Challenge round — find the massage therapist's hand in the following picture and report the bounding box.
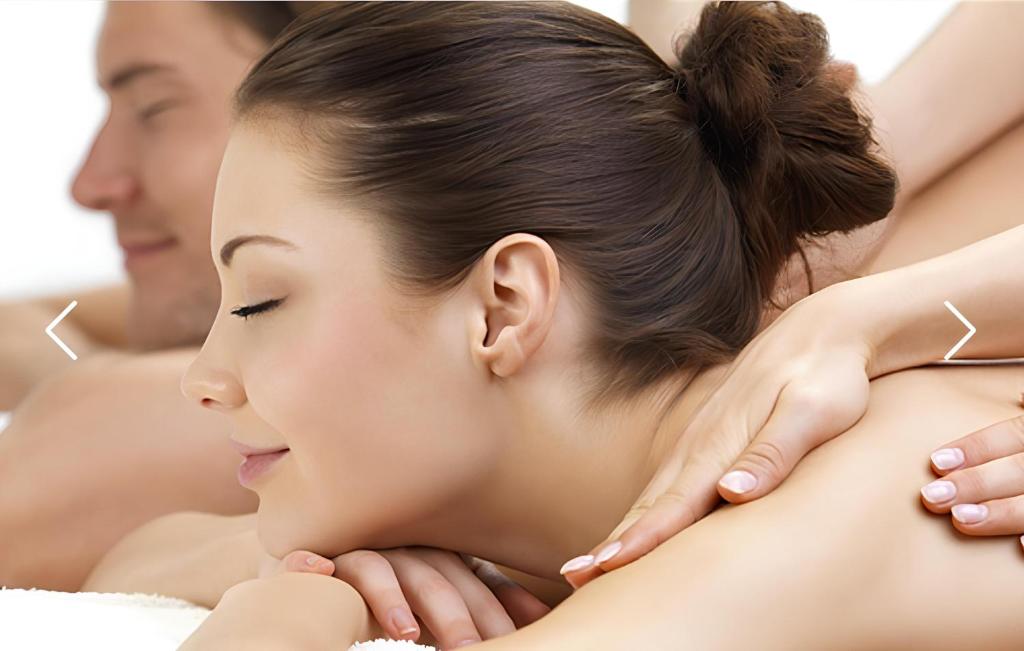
[563,283,873,588]
[262,547,549,649]
[921,410,1024,552]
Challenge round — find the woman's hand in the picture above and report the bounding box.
[920,410,1024,552]
[180,571,373,651]
[262,547,549,649]
[562,283,873,588]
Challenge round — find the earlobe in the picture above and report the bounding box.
[469,234,560,378]
[481,327,526,378]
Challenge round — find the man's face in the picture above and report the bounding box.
[71,2,265,349]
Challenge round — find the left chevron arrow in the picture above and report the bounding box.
[45,300,78,360]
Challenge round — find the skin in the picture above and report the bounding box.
[3,0,1022,604]
[0,1,264,589]
[182,123,652,573]
[70,1,266,349]
[177,122,1024,649]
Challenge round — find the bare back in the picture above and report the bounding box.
[505,364,1024,650]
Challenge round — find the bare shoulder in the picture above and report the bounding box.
[500,365,1024,650]
[83,512,259,607]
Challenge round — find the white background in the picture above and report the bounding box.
[0,0,955,301]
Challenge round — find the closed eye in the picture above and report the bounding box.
[137,98,180,122]
[230,298,285,320]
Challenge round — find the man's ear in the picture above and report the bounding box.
[468,233,560,378]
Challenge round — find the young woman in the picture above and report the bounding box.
[157,2,1024,648]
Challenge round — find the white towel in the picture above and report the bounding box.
[0,588,435,650]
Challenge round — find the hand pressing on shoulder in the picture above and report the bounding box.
[920,407,1024,553]
[260,546,550,650]
[562,282,872,588]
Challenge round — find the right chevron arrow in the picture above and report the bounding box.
[943,300,977,361]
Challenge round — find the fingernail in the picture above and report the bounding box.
[1019,535,1023,550]
[921,480,956,503]
[952,503,988,524]
[719,470,757,494]
[559,554,594,574]
[387,607,418,638]
[930,448,965,470]
[594,541,622,565]
[455,639,479,648]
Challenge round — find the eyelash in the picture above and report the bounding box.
[230,298,285,320]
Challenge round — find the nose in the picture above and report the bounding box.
[181,353,246,412]
[70,116,138,211]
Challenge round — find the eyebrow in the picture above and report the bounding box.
[103,63,177,91]
[219,235,297,267]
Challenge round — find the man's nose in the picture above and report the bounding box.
[70,119,138,212]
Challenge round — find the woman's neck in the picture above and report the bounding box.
[421,362,732,581]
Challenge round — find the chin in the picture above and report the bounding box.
[256,497,330,559]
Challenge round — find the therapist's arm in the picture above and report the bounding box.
[0,284,130,408]
[864,223,1024,374]
[565,224,1024,587]
[865,2,1024,209]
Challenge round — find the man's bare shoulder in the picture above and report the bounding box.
[83,512,259,605]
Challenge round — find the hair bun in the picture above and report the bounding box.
[674,1,896,270]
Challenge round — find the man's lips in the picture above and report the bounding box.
[118,237,177,255]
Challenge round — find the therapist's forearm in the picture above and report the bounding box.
[866,2,1024,206]
[855,224,1024,376]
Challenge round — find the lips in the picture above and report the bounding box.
[229,439,290,457]
[118,237,177,270]
[230,439,291,487]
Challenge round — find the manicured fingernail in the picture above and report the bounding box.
[387,607,418,637]
[594,541,622,565]
[921,480,956,503]
[719,470,757,494]
[455,639,479,648]
[952,503,988,524]
[930,448,965,470]
[559,554,594,574]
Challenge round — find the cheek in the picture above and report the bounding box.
[249,297,496,551]
[142,111,228,248]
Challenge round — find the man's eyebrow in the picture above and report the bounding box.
[103,63,177,91]
[220,235,297,267]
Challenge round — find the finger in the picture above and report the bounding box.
[718,377,868,504]
[930,415,1024,476]
[332,550,421,642]
[562,456,723,590]
[413,549,517,639]
[385,550,483,650]
[460,555,550,628]
[949,494,1024,537]
[264,550,335,578]
[920,452,1024,514]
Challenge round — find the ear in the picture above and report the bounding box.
[468,233,561,378]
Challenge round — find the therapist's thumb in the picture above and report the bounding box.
[717,384,848,503]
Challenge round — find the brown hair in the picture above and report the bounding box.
[235,1,896,402]
[206,1,316,44]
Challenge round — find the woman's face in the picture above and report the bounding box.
[182,125,506,559]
